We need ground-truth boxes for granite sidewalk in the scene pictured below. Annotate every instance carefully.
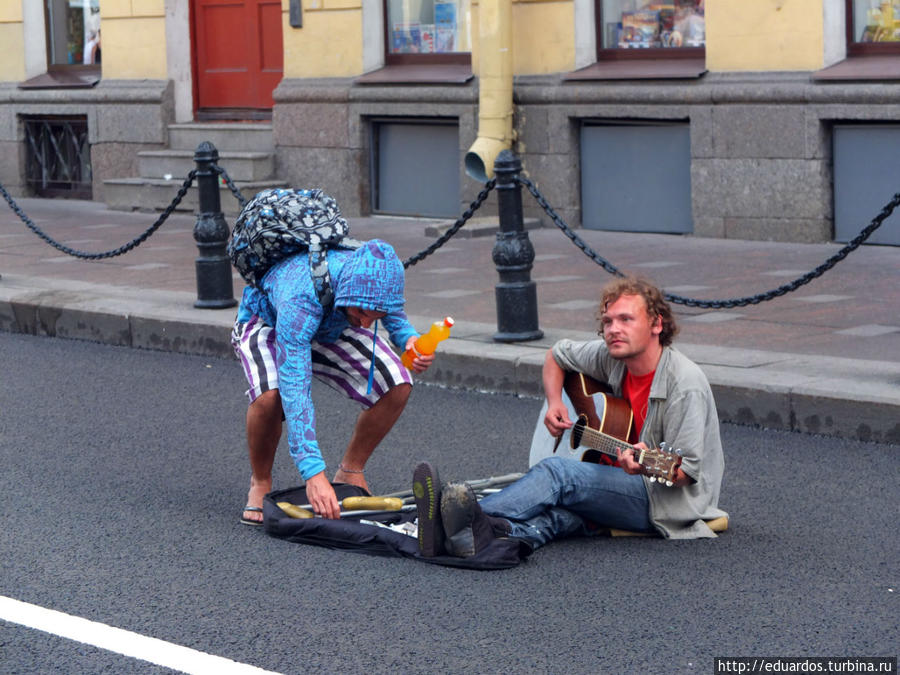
[1,196,898,444]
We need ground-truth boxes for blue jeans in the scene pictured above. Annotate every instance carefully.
[479,456,654,549]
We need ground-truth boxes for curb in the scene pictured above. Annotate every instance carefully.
[1,274,898,445]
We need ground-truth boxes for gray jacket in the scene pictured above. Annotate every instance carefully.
[552,339,728,538]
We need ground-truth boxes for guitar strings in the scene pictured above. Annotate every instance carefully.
[575,425,675,478]
[577,425,631,456]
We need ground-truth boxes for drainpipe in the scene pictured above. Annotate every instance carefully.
[464,0,514,182]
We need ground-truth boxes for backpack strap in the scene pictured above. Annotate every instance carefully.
[309,237,364,309]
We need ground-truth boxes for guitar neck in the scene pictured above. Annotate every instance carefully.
[578,425,636,459]
[567,396,680,483]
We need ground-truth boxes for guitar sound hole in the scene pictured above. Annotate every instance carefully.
[571,419,585,448]
[582,449,603,464]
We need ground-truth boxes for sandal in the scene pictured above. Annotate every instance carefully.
[240,506,264,527]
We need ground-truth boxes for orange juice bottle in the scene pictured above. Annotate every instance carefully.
[402,317,455,369]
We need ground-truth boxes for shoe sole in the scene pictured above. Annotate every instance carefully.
[240,506,264,527]
[412,462,443,557]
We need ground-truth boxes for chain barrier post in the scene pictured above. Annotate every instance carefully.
[491,150,543,342]
[192,142,236,309]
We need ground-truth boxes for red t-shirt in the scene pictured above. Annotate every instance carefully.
[622,369,655,441]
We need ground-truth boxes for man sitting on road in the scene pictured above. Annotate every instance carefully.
[232,195,433,525]
[413,276,727,557]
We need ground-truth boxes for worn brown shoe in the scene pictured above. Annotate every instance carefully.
[440,482,502,558]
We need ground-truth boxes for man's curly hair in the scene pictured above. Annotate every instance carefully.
[596,276,679,347]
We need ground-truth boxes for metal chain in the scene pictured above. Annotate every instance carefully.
[6,160,894,308]
[0,171,197,260]
[517,175,626,279]
[402,178,496,268]
[518,174,899,309]
[214,165,248,210]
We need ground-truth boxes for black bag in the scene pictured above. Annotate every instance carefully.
[263,484,530,570]
[227,188,363,306]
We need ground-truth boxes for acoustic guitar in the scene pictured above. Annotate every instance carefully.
[548,371,682,486]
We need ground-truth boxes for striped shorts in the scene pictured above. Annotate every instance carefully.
[231,315,413,409]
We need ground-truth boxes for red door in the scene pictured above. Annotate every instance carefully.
[191,0,283,116]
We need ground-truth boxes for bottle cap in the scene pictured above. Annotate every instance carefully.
[444,316,455,326]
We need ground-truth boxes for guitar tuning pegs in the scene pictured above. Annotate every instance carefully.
[659,441,668,451]
[665,480,673,487]
[649,476,657,483]
[675,448,683,456]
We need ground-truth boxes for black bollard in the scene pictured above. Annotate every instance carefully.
[492,150,543,342]
[193,141,236,309]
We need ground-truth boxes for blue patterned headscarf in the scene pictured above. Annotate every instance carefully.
[333,240,406,314]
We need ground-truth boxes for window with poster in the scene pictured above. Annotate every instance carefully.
[21,0,102,88]
[47,0,102,66]
[596,0,705,58]
[383,0,472,64]
[847,0,900,55]
[815,1,900,80]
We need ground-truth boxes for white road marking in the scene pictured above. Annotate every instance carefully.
[0,596,280,675]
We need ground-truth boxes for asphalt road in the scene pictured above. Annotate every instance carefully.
[0,333,897,674]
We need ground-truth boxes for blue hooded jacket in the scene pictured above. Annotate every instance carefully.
[236,240,417,479]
